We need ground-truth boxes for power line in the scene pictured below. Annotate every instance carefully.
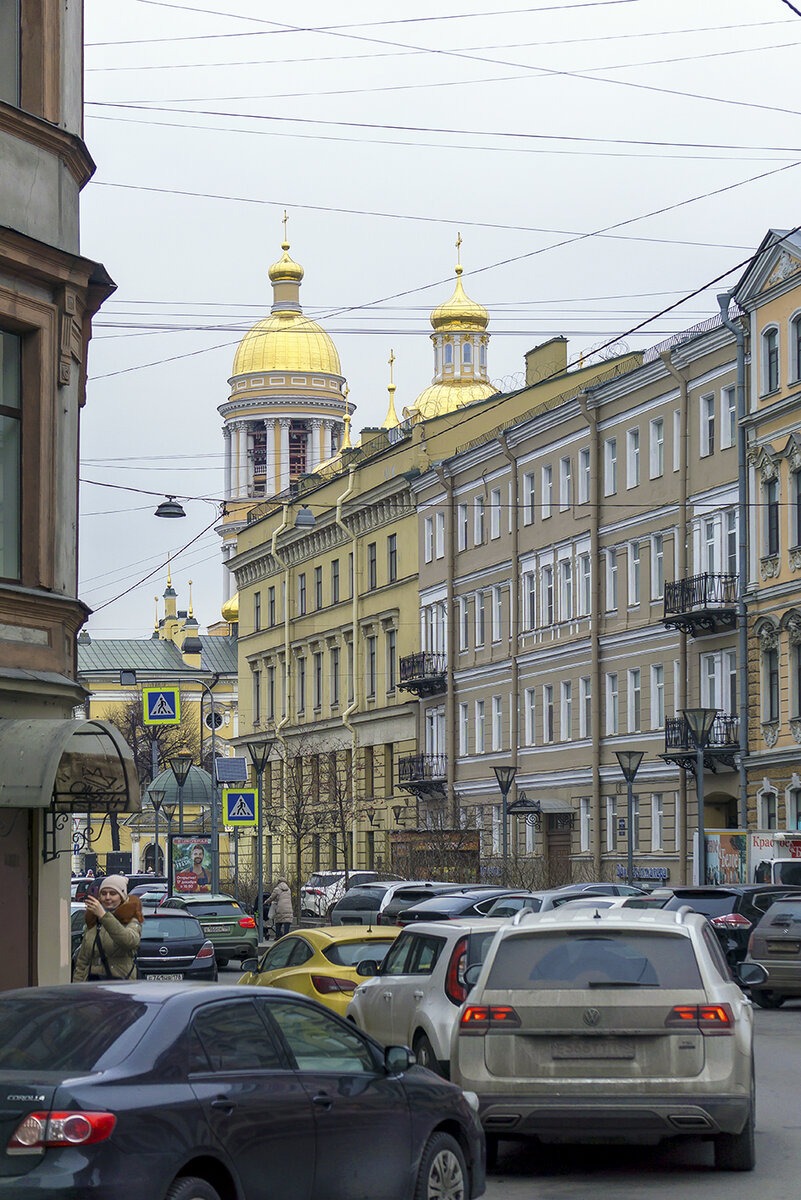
[89,513,221,613]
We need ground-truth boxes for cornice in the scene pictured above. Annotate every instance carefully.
[0,101,96,188]
[218,396,347,419]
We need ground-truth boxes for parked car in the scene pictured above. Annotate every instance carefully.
[744,894,801,1008]
[0,982,486,1200]
[137,889,169,912]
[450,905,766,1170]
[71,875,167,902]
[332,880,455,926]
[300,871,404,919]
[348,919,507,1078]
[136,909,217,982]
[238,925,401,1016]
[378,884,491,927]
[550,881,646,896]
[482,888,633,920]
[660,885,801,965]
[397,888,528,925]
[69,903,85,962]
[160,893,257,967]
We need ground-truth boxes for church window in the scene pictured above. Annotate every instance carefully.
[289,421,308,478]
[444,343,453,366]
[463,341,472,364]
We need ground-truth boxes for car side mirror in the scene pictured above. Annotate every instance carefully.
[463,963,482,989]
[735,962,768,989]
[385,1045,415,1074]
[356,958,379,977]
[241,958,259,973]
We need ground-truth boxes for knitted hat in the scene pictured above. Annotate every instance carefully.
[100,874,128,902]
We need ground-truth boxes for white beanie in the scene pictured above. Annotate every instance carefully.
[101,874,128,902]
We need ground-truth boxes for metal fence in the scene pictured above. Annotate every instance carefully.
[664,573,738,616]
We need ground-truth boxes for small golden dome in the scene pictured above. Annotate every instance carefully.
[268,240,304,284]
[430,266,489,333]
[232,311,341,377]
[221,593,239,623]
[408,378,496,421]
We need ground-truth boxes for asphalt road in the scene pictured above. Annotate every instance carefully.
[485,1003,801,1200]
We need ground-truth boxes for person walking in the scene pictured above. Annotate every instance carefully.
[267,877,294,940]
[73,875,143,981]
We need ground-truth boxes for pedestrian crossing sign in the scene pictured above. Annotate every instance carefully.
[223,788,258,827]
[142,687,181,726]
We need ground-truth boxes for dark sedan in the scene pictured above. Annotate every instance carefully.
[661,885,801,965]
[397,888,524,925]
[137,910,217,982]
[0,983,485,1200]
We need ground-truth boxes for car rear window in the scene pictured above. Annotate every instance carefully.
[308,874,342,887]
[773,863,801,886]
[185,903,243,917]
[403,895,471,914]
[663,893,741,918]
[759,900,801,927]
[486,932,703,990]
[0,995,151,1072]
[323,940,396,966]
[333,886,389,911]
[383,888,447,917]
[140,917,203,939]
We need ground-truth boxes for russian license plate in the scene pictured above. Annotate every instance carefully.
[767,940,800,954]
[146,973,183,982]
[552,1038,635,1060]
[205,925,231,933]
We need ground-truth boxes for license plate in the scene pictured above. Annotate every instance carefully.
[205,925,232,933]
[145,973,183,982]
[552,1038,635,1060]
[767,940,800,954]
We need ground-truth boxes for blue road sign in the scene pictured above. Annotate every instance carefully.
[222,788,258,827]
[142,687,181,726]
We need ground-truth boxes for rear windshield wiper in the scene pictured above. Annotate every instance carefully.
[587,979,658,988]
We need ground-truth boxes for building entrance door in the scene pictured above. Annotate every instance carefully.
[0,809,32,991]
[546,815,572,887]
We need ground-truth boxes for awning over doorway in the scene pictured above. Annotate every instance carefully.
[0,719,140,812]
[535,797,574,814]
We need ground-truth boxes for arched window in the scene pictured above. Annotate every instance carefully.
[758,786,778,830]
[463,341,472,364]
[763,327,779,392]
[791,313,801,383]
[479,343,486,368]
[444,342,453,366]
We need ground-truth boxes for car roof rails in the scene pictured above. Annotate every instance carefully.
[674,905,694,923]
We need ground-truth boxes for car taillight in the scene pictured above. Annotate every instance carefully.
[445,936,468,1006]
[7,1112,116,1155]
[459,1005,520,1035]
[665,1003,733,1036]
[238,917,256,928]
[311,975,357,995]
[747,932,755,955]
[710,913,752,930]
[195,941,215,960]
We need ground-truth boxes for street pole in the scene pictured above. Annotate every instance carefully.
[256,767,264,943]
[697,744,706,886]
[493,767,516,887]
[626,776,635,889]
[151,740,159,872]
[233,830,240,902]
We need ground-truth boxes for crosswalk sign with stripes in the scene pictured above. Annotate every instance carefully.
[142,687,181,726]
[223,788,258,827]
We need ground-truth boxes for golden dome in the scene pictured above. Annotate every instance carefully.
[268,241,304,284]
[221,593,239,623]
[431,266,489,333]
[232,311,341,377]
[409,378,496,421]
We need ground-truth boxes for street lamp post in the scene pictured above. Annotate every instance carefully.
[148,787,166,875]
[493,766,517,884]
[615,751,644,888]
[169,752,193,835]
[681,707,719,886]
[247,739,274,943]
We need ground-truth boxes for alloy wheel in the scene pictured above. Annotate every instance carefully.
[427,1149,465,1200]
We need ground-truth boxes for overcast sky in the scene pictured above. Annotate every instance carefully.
[78,0,801,638]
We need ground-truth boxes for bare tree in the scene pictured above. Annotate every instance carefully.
[99,690,201,787]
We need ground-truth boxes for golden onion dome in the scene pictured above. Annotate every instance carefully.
[408,378,496,421]
[430,266,489,333]
[232,311,341,377]
[268,241,304,283]
[221,593,239,623]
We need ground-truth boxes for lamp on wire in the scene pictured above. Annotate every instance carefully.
[155,496,186,519]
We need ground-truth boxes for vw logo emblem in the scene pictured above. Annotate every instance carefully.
[159,945,168,956]
[582,1008,601,1027]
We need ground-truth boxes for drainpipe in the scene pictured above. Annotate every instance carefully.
[718,293,749,831]
[660,352,690,883]
[498,436,520,858]
[271,504,290,874]
[578,393,602,876]
[335,468,359,870]
[435,464,458,827]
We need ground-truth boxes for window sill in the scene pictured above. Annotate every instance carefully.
[759,387,782,400]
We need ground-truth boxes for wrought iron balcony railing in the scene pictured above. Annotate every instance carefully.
[663,573,737,637]
[398,652,447,697]
[663,713,740,772]
[398,753,447,785]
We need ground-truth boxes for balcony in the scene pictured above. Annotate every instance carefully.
[662,713,740,772]
[398,652,447,697]
[663,573,737,637]
[398,753,447,800]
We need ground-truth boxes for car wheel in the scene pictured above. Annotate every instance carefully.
[414,1033,444,1076]
[714,1099,756,1171]
[165,1176,222,1200]
[414,1132,468,1200]
[215,957,228,969]
[752,989,785,1009]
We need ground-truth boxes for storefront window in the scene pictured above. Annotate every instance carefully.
[0,330,21,580]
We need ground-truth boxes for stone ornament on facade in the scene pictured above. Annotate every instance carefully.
[748,445,780,483]
[785,432,801,475]
[762,722,780,749]
[760,556,781,580]
[756,619,780,650]
[791,548,801,572]
[790,719,801,746]
[763,250,801,290]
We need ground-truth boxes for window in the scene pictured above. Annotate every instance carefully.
[542,565,554,625]
[268,585,276,625]
[726,510,737,575]
[788,785,801,830]
[700,393,715,457]
[474,497,485,544]
[765,647,779,723]
[270,1000,376,1074]
[523,472,536,524]
[628,542,640,606]
[721,386,736,449]
[759,788,778,831]
[492,585,503,642]
[604,438,617,495]
[475,700,485,753]
[331,647,340,705]
[606,673,619,735]
[367,542,377,590]
[627,668,641,733]
[626,428,640,488]
[606,548,618,611]
[793,314,801,382]
[524,687,536,745]
[541,465,553,518]
[580,797,591,853]
[651,534,664,599]
[673,409,681,472]
[795,642,801,718]
[192,1001,283,1071]
[475,591,486,646]
[763,327,779,392]
[254,591,261,632]
[649,417,664,478]
[298,573,306,615]
[766,478,780,557]
[559,560,573,621]
[492,695,503,751]
[387,534,397,583]
[0,2,20,107]
[490,488,502,538]
[457,503,468,550]
[0,329,21,579]
[297,658,306,715]
[386,630,396,692]
[423,516,434,563]
[561,680,572,741]
[459,597,469,651]
[459,703,469,756]
[651,794,664,851]
[632,797,640,852]
[331,560,340,604]
[578,553,591,616]
[444,342,453,366]
[267,665,275,719]
[313,652,323,710]
[579,676,591,738]
[559,457,572,509]
[724,648,737,715]
[463,340,472,364]
[314,566,323,609]
[700,651,717,709]
[543,685,554,743]
[523,571,536,630]
[435,511,445,558]
[606,796,617,853]
[578,447,591,504]
[252,667,261,723]
[650,664,664,729]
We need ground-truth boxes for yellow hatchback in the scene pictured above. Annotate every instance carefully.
[238,925,401,1017]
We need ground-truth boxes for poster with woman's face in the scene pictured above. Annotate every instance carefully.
[170,835,213,893]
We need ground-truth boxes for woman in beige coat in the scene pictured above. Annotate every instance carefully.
[268,877,294,940]
[73,875,143,981]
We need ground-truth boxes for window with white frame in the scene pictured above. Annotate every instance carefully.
[626,427,640,488]
[765,477,780,557]
[725,510,737,575]
[627,668,641,733]
[523,571,536,630]
[795,470,801,547]
[458,702,469,756]
[606,796,617,853]
[580,675,591,738]
[541,465,553,519]
[764,645,779,723]
[724,648,737,715]
[700,393,715,457]
[604,437,617,495]
[491,804,501,853]
[578,447,591,504]
[580,797,591,853]
[763,326,779,393]
[651,794,664,851]
[490,488,502,539]
[632,797,640,852]
[458,598,469,651]
[606,548,618,611]
[559,560,573,621]
[792,313,801,383]
[649,417,664,478]
[492,585,503,642]
[543,684,555,743]
[673,410,681,472]
[650,664,664,729]
[423,516,434,563]
[628,542,640,606]
[474,496,485,545]
[542,564,554,625]
[651,533,664,599]
[721,386,736,449]
[578,553,591,616]
[457,503,468,551]
[788,785,801,830]
[701,516,716,575]
[475,700,486,753]
[794,641,801,718]
[759,787,778,830]
[523,471,536,525]
[700,651,718,709]
[435,511,445,558]
[524,687,536,745]
[366,636,377,697]
[492,695,503,750]
[606,672,619,735]
[561,680,573,741]
[475,591,486,646]
[559,457,572,509]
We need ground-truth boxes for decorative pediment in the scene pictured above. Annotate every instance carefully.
[784,431,801,474]
[748,444,780,483]
[755,617,779,650]
[762,250,801,292]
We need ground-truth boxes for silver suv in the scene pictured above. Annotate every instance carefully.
[450,906,766,1171]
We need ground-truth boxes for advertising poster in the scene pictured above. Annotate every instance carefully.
[169,834,214,894]
[749,831,779,884]
[703,831,747,886]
